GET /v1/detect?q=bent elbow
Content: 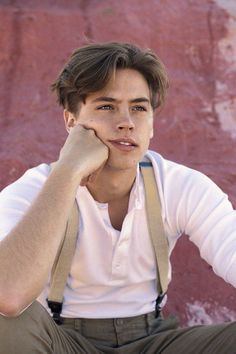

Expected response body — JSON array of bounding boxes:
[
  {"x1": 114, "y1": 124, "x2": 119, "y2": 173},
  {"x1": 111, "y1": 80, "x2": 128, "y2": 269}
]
[{"x1": 0, "y1": 296, "x2": 29, "y2": 318}]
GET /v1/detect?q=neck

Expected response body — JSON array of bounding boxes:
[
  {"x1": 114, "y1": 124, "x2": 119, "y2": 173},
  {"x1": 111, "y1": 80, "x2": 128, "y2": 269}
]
[{"x1": 87, "y1": 165, "x2": 137, "y2": 203}]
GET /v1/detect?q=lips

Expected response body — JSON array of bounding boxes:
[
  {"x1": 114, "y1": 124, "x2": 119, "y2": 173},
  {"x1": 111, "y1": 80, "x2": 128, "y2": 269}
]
[
  {"x1": 109, "y1": 138, "x2": 137, "y2": 146},
  {"x1": 119, "y1": 141, "x2": 133, "y2": 146},
  {"x1": 108, "y1": 138, "x2": 138, "y2": 151}
]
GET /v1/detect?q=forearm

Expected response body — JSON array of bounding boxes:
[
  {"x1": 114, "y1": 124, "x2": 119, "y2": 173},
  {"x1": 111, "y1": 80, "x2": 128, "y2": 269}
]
[
  {"x1": 0, "y1": 125, "x2": 108, "y2": 316},
  {"x1": 0, "y1": 163, "x2": 81, "y2": 316}
]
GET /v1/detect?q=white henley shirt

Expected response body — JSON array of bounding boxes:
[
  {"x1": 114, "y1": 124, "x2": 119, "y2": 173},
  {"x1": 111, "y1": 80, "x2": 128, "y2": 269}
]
[{"x1": 0, "y1": 150, "x2": 236, "y2": 318}]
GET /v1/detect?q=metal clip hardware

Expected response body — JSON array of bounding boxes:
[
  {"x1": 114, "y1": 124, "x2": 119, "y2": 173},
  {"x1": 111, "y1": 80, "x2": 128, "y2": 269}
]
[
  {"x1": 155, "y1": 292, "x2": 166, "y2": 317},
  {"x1": 47, "y1": 299, "x2": 63, "y2": 325}
]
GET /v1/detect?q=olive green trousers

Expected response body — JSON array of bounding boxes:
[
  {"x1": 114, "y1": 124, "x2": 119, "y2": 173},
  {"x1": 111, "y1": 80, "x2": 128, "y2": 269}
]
[{"x1": 0, "y1": 301, "x2": 236, "y2": 353}]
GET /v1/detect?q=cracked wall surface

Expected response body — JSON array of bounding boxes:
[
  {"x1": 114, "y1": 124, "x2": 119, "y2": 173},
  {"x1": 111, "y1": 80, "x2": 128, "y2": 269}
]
[
  {"x1": 214, "y1": 0, "x2": 236, "y2": 138},
  {"x1": 0, "y1": 0, "x2": 236, "y2": 326}
]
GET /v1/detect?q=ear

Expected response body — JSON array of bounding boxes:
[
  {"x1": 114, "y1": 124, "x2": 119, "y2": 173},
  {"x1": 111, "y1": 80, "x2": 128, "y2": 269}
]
[{"x1": 64, "y1": 110, "x2": 76, "y2": 133}]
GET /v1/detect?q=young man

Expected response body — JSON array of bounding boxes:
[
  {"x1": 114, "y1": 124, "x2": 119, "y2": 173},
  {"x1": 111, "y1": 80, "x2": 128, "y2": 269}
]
[{"x1": 0, "y1": 42, "x2": 235, "y2": 353}]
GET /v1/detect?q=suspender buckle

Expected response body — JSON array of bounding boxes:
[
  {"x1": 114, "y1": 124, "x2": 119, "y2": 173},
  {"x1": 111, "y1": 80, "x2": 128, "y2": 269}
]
[{"x1": 47, "y1": 299, "x2": 63, "y2": 325}]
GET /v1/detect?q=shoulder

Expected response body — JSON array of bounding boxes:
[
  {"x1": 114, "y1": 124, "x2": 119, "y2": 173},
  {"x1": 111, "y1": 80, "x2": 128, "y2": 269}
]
[
  {"x1": 146, "y1": 150, "x2": 199, "y2": 176},
  {"x1": 146, "y1": 150, "x2": 218, "y2": 187},
  {"x1": 145, "y1": 150, "x2": 226, "y2": 202},
  {"x1": 145, "y1": 151, "x2": 229, "y2": 237},
  {"x1": 0, "y1": 163, "x2": 51, "y2": 199},
  {"x1": 0, "y1": 163, "x2": 51, "y2": 240},
  {"x1": 0, "y1": 163, "x2": 51, "y2": 213}
]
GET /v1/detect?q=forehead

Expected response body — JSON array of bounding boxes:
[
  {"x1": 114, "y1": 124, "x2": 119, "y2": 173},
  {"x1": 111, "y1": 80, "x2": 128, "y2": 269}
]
[{"x1": 87, "y1": 68, "x2": 151, "y2": 102}]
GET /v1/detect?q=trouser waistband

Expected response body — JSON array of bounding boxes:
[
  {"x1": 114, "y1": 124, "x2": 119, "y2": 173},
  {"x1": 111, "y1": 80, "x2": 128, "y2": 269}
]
[
  {"x1": 59, "y1": 311, "x2": 160, "y2": 346},
  {"x1": 60, "y1": 311, "x2": 157, "y2": 330}
]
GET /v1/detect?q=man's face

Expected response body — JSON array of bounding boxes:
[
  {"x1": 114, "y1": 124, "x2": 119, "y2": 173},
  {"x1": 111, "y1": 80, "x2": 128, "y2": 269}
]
[{"x1": 70, "y1": 68, "x2": 154, "y2": 171}]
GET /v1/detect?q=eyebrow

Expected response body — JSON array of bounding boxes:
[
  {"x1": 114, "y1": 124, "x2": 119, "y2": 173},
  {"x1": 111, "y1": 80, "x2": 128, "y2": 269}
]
[{"x1": 91, "y1": 96, "x2": 150, "y2": 104}]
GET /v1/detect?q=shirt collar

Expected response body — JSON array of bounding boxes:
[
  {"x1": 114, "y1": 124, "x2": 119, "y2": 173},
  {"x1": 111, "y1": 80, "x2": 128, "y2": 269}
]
[
  {"x1": 128, "y1": 164, "x2": 145, "y2": 211},
  {"x1": 77, "y1": 164, "x2": 145, "y2": 211}
]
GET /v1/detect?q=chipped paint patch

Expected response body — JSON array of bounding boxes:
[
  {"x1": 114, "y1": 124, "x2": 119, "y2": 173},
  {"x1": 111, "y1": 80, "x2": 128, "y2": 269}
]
[
  {"x1": 186, "y1": 301, "x2": 236, "y2": 326},
  {"x1": 215, "y1": 97, "x2": 236, "y2": 138},
  {"x1": 213, "y1": 0, "x2": 236, "y2": 137},
  {"x1": 213, "y1": 0, "x2": 236, "y2": 70}
]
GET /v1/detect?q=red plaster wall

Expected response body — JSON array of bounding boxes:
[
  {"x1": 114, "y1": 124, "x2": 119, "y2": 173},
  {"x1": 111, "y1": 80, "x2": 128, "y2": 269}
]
[{"x1": 0, "y1": 0, "x2": 236, "y2": 326}]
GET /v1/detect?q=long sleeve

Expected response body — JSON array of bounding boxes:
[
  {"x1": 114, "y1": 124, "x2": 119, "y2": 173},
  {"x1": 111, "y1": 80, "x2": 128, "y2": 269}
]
[{"x1": 148, "y1": 150, "x2": 236, "y2": 288}]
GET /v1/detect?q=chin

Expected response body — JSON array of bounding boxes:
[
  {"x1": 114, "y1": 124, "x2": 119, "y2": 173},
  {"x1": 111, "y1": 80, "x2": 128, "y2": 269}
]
[{"x1": 106, "y1": 156, "x2": 139, "y2": 171}]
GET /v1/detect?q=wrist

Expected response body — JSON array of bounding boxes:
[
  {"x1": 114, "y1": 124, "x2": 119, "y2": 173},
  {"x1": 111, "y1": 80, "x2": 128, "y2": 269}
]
[{"x1": 51, "y1": 160, "x2": 83, "y2": 188}]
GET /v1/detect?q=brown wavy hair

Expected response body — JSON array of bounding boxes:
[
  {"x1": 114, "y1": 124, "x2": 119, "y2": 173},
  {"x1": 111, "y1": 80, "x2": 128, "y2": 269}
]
[{"x1": 51, "y1": 42, "x2": 169, "y2": 114}]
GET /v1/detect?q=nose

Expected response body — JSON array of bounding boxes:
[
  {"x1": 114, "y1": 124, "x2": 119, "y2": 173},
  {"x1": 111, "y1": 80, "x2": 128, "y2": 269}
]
[{"x1": 116, "y1": 110, "x2": 135, "y2": 131}]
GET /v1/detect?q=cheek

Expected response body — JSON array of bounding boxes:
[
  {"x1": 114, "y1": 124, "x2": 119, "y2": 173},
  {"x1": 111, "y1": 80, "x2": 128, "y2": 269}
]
[
  {"x1": 88, "y1": 122, "x2": 108, "y2": 142},
  {"x1": 145, "y1": 119, "x2": 154, "y2": 139},
  {"x1": 88, "y1": 118, "x2": 95, "y2": 123},
  {"x1": 74, "y1": 115, "x2": 98, "y2": 130},
  {"x1": 149, "y1": 127, "x2": 154, "y2": 139}
]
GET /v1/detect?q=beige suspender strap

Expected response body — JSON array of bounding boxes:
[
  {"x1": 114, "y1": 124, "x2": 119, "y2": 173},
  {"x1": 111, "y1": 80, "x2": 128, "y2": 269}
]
[
  {"x1": 140, "y1": 157, "x2": 169, "y2": 296},
  {"x1": 47, "y1": 201, "x2": 79, "y2": 323},
  {"x1": 47, "y1": 157, "x2": 169, "y2": 322}
]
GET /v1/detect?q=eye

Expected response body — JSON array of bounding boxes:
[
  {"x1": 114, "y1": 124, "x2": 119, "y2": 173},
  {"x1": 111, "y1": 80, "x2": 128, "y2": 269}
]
[
  {"x1": 132, "y1": 105, "x2": 147, "y2": 112},
  {"x1": 97, "y1": 104, "x2": 114, "y2": 111}
]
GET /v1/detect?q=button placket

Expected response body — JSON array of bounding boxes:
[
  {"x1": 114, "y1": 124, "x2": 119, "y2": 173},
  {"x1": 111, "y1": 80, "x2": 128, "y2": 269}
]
[
  {"x1": 111, "y1": 213, "x2": 134, "y2": 277},
  {"x1": 111, "y1": 239, "x2": 128, "y2": 276}
]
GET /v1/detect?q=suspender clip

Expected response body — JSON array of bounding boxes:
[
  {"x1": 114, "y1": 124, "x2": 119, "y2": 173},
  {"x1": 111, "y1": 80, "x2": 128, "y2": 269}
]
[
  {"x1": 47, "y1": 299, "x2": 63, "y2": 325},
  {"x1": 155, "y1": 292, "x2": 166, "y2": 317}
]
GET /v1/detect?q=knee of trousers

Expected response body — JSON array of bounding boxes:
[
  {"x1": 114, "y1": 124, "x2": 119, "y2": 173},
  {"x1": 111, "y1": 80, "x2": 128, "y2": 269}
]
[{"x1": 0, "y1": 301, "x2": 54, "y2": 352}]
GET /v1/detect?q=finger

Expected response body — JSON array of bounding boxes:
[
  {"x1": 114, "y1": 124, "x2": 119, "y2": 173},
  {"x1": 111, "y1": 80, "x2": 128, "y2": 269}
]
[{"x1": 74, "y1": 123, "x2": 96, "y2": 132}]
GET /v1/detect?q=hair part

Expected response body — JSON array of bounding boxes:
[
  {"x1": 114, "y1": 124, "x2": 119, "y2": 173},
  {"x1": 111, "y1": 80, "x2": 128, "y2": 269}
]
[{"x1": 51, "y1": 42, "x2": 169, "y2": 114}]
